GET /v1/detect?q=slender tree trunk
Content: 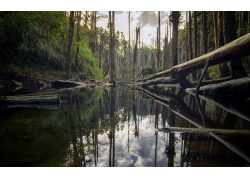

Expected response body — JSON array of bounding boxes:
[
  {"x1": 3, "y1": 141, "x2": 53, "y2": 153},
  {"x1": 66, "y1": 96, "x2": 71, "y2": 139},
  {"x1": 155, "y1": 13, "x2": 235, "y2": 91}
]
[
  {"x1": 133, "y1": 27, "x2": 139, "y2": 79},
  {"x1": 157, "y1": 11, "x2": 161, "y2": 70},
  {"x1": 172, "y1": 11, "x2": 180, "y2": 67},
  {"x1": 188, "y1": 11, "x2": 196, "y2": 81},
  {"x1": 112, "y1": 11, "x2": 116, "y2": 84},
  {"x1": 217, "y1": 11, "x2": 230, "y2": 78},
  {"x1": 201, "y1": 11, "x2": 209, "y2": 80},
  {"x1": 213, "y1": 11, "x2": 218, "y2": 49},
  {"x1": 164, "y1": 22, "x2": 168, "y2": 70},
  {"x1": 186, "y1": 11, "x2": 189, "y2": 63},
  {"x1": 128, "y1": 11, "x2": 131, "y2": 68},
  {"x1": 157, "y1": 27, "x2": 159, "y2": 70},
  {"x1": 75, "y1": 11, "x2": 81, "y2": 74},
  {"x1": 67, "y1": 11, "x2": 75, "y2": 78},
  {"x1": 194, "y1": 11, "x2": 197, "y2": 58},
  {"x1": 223, "y1": 11, "x2": 247, "y2": 79}
]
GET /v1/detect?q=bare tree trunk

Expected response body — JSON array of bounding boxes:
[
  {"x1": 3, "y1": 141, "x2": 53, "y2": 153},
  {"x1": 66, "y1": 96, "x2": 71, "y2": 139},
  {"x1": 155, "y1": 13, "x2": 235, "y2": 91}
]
[
  {"x1": 172, "y1": 11, "x2": 180, "y2": 67},
  {"x1": 163, "y1": 22, "x2": 168, "y2": 70},
  {"x1": 75, "y1": 11, "x2": 81, "y2": 74},
  {"x1": 112, "y1": 11, "x2": 116, "y2": 84},
  {"x1": 194, "y1": 11, "x2": 198, "y2": 58},
  {"x1": 217, "y1": 11, "x2": 230, "y2": 78},
  {"x1": 202, "y1": 11, "x2": 209, "y2": 81},
  {"x1": 157, "y1": 11, "x2": 161, "y2": 70},
  {"x1": 186, "y1": 11, "x2": 189, "y2": 67},
  {"x1": 128, "y1": 11, "x2": 131, "y2": 68},
  {"x1": 223, "y1": 11, "x2": 247, "y2": 79},
  {"x1": 188, "y1": 11, "x2": 196, "y2": 81},
  {"x1": 133, "y1": 27, "x2": 140, "y2": 79},
  {"x1": 213, "y1": 11, "x2": 218, "y2": 49},
  {"x1": 67, "y1": 11, "x2": 75, "y2": 78}
]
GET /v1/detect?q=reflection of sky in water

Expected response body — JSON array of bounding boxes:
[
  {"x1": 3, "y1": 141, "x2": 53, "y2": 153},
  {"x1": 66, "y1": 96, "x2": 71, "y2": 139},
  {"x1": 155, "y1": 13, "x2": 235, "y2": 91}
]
[{"x1": 85, "y1": 115, "x2": 183, "y2": 167}]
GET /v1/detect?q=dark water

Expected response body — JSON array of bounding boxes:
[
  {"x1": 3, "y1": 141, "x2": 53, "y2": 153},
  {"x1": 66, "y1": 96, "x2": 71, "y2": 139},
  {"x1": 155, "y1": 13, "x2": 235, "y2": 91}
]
[{"x1": 1, "y1": 87, "x2": 250, "y2": 167}]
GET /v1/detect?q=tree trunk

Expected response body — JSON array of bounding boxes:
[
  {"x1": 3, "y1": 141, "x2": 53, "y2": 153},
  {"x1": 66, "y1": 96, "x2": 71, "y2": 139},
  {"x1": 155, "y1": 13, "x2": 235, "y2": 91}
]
[
  {"x1": 128, "y1": 11, "x2": 131, "y2": 67},
  {"x1": 223, "y1": 11, "x2": 247, "y2": 79},
  {"x1": 202, "y1": 11, "x2": 209, "y2": 81},
  {"x1": 217, "y1": 11, "x2": 230, "y2": 78},
  {"x1": 75, "y1": 11, "x2": 81, "y2": 74},
  {"x1": 157, "y1": 11, "x2": 161, "y2": 70},
  {"x1": 186, "y1": 11, "x2": 189, "y2": 63},
  {"x1": 67, "y1": 11, "x2": 75, "y2": 78},
  {"x1": 172, "y1": 11, "x2": 180, "y2": 66},
  {"x1": 133, "y1": 27, "x2": 139, "y2": 79}
]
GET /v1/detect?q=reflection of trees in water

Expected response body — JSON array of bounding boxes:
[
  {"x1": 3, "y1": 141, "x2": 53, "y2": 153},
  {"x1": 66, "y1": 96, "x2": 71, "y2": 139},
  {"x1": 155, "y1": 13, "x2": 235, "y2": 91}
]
[{"x1": 62, "y1": 85, "x2": 250, "y2": 167}]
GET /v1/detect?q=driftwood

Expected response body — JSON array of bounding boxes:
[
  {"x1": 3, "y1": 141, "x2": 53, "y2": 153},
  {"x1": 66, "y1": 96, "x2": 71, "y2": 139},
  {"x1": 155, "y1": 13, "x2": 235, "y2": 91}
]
[
  {"x1": 140, "y1": 33, "x2": 250, "y2": 88},
  {"x1": 158, "y1": 127, "x2": 250, "y2": 134},
  {"x1": 0, "y1": 94, "x2": 60, "y2": 106}
]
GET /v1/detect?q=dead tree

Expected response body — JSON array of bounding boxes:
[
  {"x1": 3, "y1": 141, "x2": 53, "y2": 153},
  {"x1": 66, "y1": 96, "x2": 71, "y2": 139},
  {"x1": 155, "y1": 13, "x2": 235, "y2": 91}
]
[{"x1": 140, "y1": 33, "x2": 250, "y2": 90}]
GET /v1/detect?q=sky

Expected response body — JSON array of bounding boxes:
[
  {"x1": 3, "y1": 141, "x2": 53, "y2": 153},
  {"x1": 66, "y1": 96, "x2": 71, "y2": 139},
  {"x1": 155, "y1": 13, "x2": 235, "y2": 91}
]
[
  {"x1": 2, "y1": 0, "x2": 247, "y2": 47},
  {"x1": 96, "y1": 11, "x2": 172, "y2": 46}
]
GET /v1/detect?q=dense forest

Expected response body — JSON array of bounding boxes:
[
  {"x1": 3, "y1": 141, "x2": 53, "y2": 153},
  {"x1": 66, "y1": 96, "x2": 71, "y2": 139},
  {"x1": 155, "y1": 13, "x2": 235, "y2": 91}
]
[{"x1": 0, "y1": 11, "x2": 250, "y2": 83}]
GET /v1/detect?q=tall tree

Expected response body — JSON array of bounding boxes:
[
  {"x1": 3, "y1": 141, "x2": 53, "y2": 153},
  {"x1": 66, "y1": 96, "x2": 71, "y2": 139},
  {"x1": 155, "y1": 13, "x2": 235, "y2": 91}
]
[
  {"x1": 157, "y1": 11, "x2": 161, "y2": 70},
  {"x1": 163, "y1": 21, "x2": 168, "y2": 70},
  {"x1": 171, "y1": 11, "x2": 180, "y2": 67},
  {"x1": 109, "y1": 11, "x2": 116, "y2": 84},
  {"x1": 186, "y1": 11, "x2": 189, "y2": 63},
  {"x1": 201, "y1": 11, "x2": 209, "y2": 80},
  {"x1": 67, "y1": 11, "x2": 75, "y2": 78},
  {"x1": 223, "y1": 11, "x2": 247, "y2": 79},
  {"x1": 128, "y1": 11, "x2": 131, "y2": 67},
  {"x1": 217, "y1": 11, "x2": 230, "y2": 78},
  {"x1": 133, "y1": 26, "x2": 140, "y2": 79},
  {"x1": 188, "y1": 11, "x2": 196, "y2": 81},
  {"x1": 75, "y1": 11, "x2": 81, "y2": 74}
]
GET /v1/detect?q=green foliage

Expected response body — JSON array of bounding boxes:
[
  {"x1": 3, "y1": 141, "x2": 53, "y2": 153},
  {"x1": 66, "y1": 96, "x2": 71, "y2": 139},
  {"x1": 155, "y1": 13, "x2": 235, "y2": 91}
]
[
  {"x1": 208, "y1": 65, "x2": 220, "y2": 79},
  {"x1": 0, "y1": 11, "x2": 104, "y2": 80},
  {"x1": 141, "y1": 65, "x2": 153, "y2": 76}
]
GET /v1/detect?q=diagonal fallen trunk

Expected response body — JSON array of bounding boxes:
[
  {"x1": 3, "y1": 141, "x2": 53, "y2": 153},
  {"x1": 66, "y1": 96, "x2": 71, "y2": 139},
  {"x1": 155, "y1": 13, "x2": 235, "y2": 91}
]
[
  {"x1": 140, "y1": 33, "x2": 250, "y2": 88},
  {"x1": 186, "y1": 76, "x2": 250, "y2": 101},
  {"x1": 136, "y1": 86, "x2": 250, "y2": 163},
  {"x1": 158, "y1": 126, "x2": 250, "y2": 134}
]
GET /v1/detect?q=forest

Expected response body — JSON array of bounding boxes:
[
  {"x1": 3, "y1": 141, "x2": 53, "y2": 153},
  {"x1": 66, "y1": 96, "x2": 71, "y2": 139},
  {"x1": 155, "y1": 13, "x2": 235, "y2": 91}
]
[
  {"x1": 1, "y1": 11, "x2": 249, "y2": 85},
  {"x1": 1, "y1": 11, "x2": 250, "y2": 168}
]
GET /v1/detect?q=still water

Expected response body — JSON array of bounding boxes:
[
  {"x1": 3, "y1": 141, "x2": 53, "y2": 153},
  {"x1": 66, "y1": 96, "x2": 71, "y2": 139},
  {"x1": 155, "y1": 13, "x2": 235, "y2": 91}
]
[{"x1": 1, "y1": 87, "x2": 250, "y2": 167}]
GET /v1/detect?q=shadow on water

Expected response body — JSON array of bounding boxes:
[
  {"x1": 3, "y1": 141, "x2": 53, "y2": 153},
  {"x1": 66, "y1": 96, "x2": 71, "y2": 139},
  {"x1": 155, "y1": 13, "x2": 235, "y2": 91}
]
[{"x1": 1, "y1": 86, "x2": 250, "y2": 167}]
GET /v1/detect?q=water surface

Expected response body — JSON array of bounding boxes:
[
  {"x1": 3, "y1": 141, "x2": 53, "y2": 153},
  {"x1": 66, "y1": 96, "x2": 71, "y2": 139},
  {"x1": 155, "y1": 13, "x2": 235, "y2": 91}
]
[{"x1": 1, "y1": 87, "x2": 250, "y2": 167}]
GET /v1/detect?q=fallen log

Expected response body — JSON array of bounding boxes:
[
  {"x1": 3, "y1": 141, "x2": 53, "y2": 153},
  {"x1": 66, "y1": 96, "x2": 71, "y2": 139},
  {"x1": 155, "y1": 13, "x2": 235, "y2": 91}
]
[
  {"x1": 141, "y1": 33, "x2": 250, "y2": 82},
  {"x1": 0, "y1": 94, "x2": 60, "y2": 105},
  {"x1": 158, "y1": 127, "x2": 250, "y2": 134},
  {"x1": 186, "y1": 76, "x2": 250, "y2": 101},
  {"x1": 191, "y1": 76, "x2": 232, "y2": 86}
]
